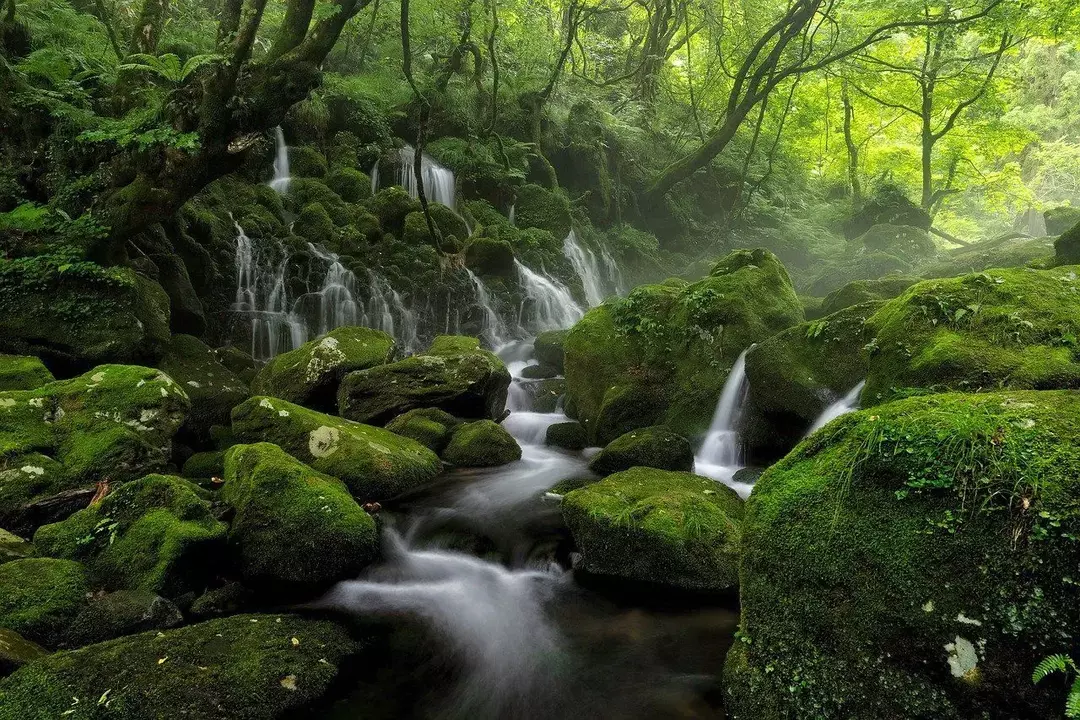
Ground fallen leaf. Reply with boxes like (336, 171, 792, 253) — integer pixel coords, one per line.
(291, 637, 300, 646)
(280, 675, 298, 691)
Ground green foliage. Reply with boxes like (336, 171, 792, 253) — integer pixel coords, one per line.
(117, 53, 222, 85)
(1033, 654, 1080, 718)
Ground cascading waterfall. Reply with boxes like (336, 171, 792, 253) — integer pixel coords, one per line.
(695, 350, 753, 497)
(508, 204, 516, 226)
(369, 160, 380, 198)
(562, 230, 607, 307)
(807, 380, 865, 435)
(269, 126, 290, 194)
(514, 260, 584, 332)
(397, 145, 456, 208)
(600, 245, 628, 296)
(466, 269, 509, 348)
(232, 220, 306, 360)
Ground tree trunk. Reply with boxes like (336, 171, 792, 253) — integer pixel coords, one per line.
(841, 81, 861, 205)
(127, 0, 170, 55)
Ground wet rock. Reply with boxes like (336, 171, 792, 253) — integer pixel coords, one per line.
(442, 420, 522, 468)
(385, 408, 461, 453)
(0, 629, 46, 677)
(820, 276, 919, 315)
(588, 426, 694, 475)
(533, 330, 567, 372)
(545, 421, 587, 451)
(66, 590, 184, 647)
(0, 530, 35, 565)
(189, 582, 253, 620)
(158, 334, 250, 446)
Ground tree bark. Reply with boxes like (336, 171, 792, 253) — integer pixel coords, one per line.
(127, 0, 170, 55)
(841, 80, 861, 205)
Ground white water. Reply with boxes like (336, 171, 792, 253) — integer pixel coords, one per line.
(268, 126, 290, 194)
(232, 220, 305, 359)
(695, 351, 753, 498)
(515, 260, 585, 332)
(466, 269, 509, 348)
(397, 145, 456, 208)
(807, 380, 865, 435)
(369, 160, 380, 198)
(600, 245, 628, 296)
(508, 203, 516, 226)
(562, 230, 607, 307)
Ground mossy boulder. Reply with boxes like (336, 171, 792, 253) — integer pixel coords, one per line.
(0, 365, 190, 534)
(0, 558, 88, 647)
(806, 251, 913, 297)
(442, 420, 522, 467)
(742, 301, 880, 456)
(402, 210, 443, 250)
(820, 275, 919, 315)
(0, 613, 363, 720)
(513, 184, 572, 238)
(33, 474, 227, 598)
(726, 391, 1080, 719)
(465, 237, 515, 278)
(294, 203, 335, 245)
(0, 259, 171, 373)
(369, 186, 420, 236)
(564, 248, 803, 444)
(523, 378, 567, 413)
(251, 327, 395, 412)
(921, 235, 1054, 279)
(385, 407, 461, 452)
(158, 334, 249, 445)
(862, 266, 1080, 405)
(288, 146, 328, 178)
(0, 355, 52, 391)
(588, 425, 694, 475)
(338, 335, 511, 426)
(1054, 220, 1080, 265)
(181, 450, 225, 480)
(533, 330, 567, 372)
(1045, 206, 1080, 236)
(222, 443, 377, 588)
(0, 530, 35, 564)
(429, 203, 470, 242)
(0, 629, 46, 677)
(857, 224, 936, 261)
(545, 421, 588, 450)
(65, 590, 183, 647)
(214, 346, 259, 385)
(231, 397, 441, 501)
(562, 468, 743, 591)
(326, 167, 371, 203)
(520, 364, 558, 379)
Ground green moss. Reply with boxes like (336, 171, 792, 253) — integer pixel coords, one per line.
(520, 364, 558, 379)
(181, 450, 225, 480)
(325, 168, 371, 203)
(0, 355, 53, 391)
(385, 407, 460, 453)
(922, 235, 1055, 279)
(588, 425, 693, 475)
(863, 266, 1080, 404)
(545, 421, 588, 450)
(513, 184, 572, 238)
(856, 224, 936, 261)
(442, 420, 521, 467)
(564, 248, 803, 444)
(231, 396, 441, 502)
(33, 474, 226, 597)
(562, 468, 743, 590)
(251, 327, 395, 413)
(158, 334, 249, 445)
(728, 390, 1080, 719)
(222, 443, 377, 587)
(288, 146, 328, 179)
(338, 335, 511, 426)
(820, 276, 920, 315)
(806, 251, 913, 297)
(65, 590, 183, 647)
(465, 237, 515, 278)
(0, 529, 36, 564)
(0, 613, 363, 720)
(533, 330, 567, 372)
(1046, 206, 1080, 236)
(0, 558, 87, 647)
(1054, 220, 1080, 265)
(369, 187, 420, 236)
(294, 203, 335, 245)
(402, 210, 442, 249)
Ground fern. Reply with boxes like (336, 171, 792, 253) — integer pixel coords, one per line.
(118, 53, 222, 84)
(1033, 653, 1080, 718)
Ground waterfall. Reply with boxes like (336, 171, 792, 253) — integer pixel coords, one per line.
(508, 204, 516, 226)
(466, 269, 508, 348)
(232, 220, 305, 360)
(514, 260, 584, 332)
(269, 126, 290, 194)
(397, 145, 456, 208)
(369, 160, 380, 198)
(562, 230, 607, 307)
(600, 246, 628, 296)
(807, 381, 865, 435)
(695, 351, 752, 497)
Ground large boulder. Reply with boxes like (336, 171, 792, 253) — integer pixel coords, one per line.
(337, 335, 511, 426)
(1054, 220, 1080, 265)
(442, 420, 522, 468)
(856, 224, 936, 261)
(862, 266, 1080, 405)
(819, 275, 919, 315)
(231, 396, 441, 501)
(33, 475, 227, 598)
(562, 468, 743, 591)
(222, 443, 378, 588)
(158, 334, 249, 445)
(0, 558, 88, 648)
(0, 258, 171, 373)
(0, 614, 363, 720)
(920, 235, 1054, 279)
(385, 408, 461, 453)
(725, 391, 1080, 719)
(533, 329, 567, 372)
(0, 355, 53, 391)
(564, 249, 803, 444)
(65, 590, 184, 647)
(588, 425, 694, 475)
(0, 629, 46, 677)
(251, 327, 395, 412)
(0, 365, 190, 534)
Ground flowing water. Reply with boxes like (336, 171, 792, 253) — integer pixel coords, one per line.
(396, 145, 457, 208)
(465, 269, 509, 348)
(269, 126, 290, 194)
(562, 230, 608, 307)
(515, 260, 585, 332)
(807, 380, 865, 435)
(694, 351, 754, 498)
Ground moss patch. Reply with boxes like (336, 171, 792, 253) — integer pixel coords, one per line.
(0, 355, 53, 392)
(442, 420, 522, 467)
(0, 558, 87, 647)
(588, 425, 693, 475)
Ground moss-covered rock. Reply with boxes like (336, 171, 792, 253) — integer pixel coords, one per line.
(533, 330, 567, 372)
(0, 365, 190, 534)
(442, 420, 521, 467)
(520, 364, 558, 379)
(158, 334, 249, 445)
(0, 258, 171, 372)
(806, 251, 913, 297)
(369, 186, 420, 237)
(0, 558, 87, 647)
(862, 266, 1080, 405)
(251, 327, 395, 412)
(857, 224, 936, 261)
(525, 378, 567, 413)
(0, 530, 34, 565)
(921, 235, 1054, 279)
(326, 167, 371, 203)
(294, 203, 335, 245)
(189, 581, 252, 620)
(545, 421, 588, 450)
(1054, 220, 1080, 265)
(65, 590, 183, 647)
(564, 249, 803, 444)
(513, 184, 572, 238)
(288, 146, 328, 178)
(0, 613, 363, 720)
(726, 391, 1080, 719)
(33, 474, 226, 598)
(385, 407, 460, 453)
(222, 443, 377, 588)
(338, 335, 511, 426)
(1045, 206, 1080, 236)
(465, 237, 515, 278)
(0, 355, 52, 391)
(588, 425, 693, 475)
(181, 450, 225, 480)
(820, 275, 919, 315)
(562, 468, 743, 591)
(214, 346, 259, 385)
(231, 397, 441, 501)
(0, 629, 46, 677)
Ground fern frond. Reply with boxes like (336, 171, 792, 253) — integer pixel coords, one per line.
(1067, 676, 1080, 719)
(1033, 653, 1072, 684)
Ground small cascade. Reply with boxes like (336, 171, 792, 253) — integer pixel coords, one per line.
(695, 351, 752, 497)
(299, 243, 360, 335)
(514, 260, 585, 332)
(508, 204, 516, 226)
(466, 269, 508, 348)
(562, 230, 607, 307)
(268, 126, 290, 194)
(231, 220, 305, 360)
(600, 245, 628, 296)
(397, 145, 456, 208)
(807, 381, 865, 435)
(369, 160, 380, 198)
